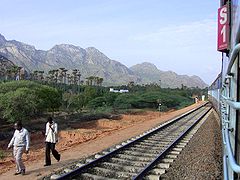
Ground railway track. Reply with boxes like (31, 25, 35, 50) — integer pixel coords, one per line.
(47, 103, 211, 180)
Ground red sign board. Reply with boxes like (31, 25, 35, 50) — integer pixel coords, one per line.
(217, 5, 229, 51)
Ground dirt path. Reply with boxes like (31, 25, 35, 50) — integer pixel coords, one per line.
(0, 102, 204, 180)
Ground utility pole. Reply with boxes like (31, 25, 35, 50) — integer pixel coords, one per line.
(158, 103, 162, 116)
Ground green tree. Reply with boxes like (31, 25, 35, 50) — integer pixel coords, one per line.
(0, 88, 38, 122)
(83, 86, 98, 104)
(0, 81, 62, 118)
(87, 97, 106, 109)
(104, 92, 118, 106)
(62, 93, 85, 114)
(36, 86, 62, 113)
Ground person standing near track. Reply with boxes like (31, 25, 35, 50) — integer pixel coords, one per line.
(7, 121, 30, 175)
(44, 117, 60, 166)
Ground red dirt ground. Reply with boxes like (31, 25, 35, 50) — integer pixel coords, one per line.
(0, 102, 204, 180)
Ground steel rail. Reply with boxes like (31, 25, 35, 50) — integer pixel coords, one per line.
(132, 106, 212, 180)
(56, 103, 208, 180)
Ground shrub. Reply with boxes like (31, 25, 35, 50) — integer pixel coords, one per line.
(103, 92, 119, 106)
(0, 81, 62, 122)
(87, 97, 106, 109)
(112, 91, 193, 110)
(83, 86, 98, 104)
(0, 80, 42, 93)
(0, 88, 38, 122)
(63, 92, 85, 113)
(113, 94, 136, 109)
(35, 85, 62, 112)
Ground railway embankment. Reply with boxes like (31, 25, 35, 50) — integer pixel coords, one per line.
(0, 102, 222, 179)
(161, 109, 222, 179)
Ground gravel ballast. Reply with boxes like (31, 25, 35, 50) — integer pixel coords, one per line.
(161, 110, 223, 180)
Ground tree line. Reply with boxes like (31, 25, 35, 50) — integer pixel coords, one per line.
(0, 63, 104, 88)
(0, 79, 206, 123)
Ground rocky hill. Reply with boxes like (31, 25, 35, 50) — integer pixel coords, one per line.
(130, 62, 207, 88)
(0, 55, 16, 77)
(0, 33, 207, 88)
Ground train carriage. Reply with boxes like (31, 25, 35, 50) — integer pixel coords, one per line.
(209, 0, 240, 179)
(208, 73, 222, 113)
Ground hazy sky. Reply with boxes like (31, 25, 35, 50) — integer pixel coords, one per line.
(1, 0, 222, 84)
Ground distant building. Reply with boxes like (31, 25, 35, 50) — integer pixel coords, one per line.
(119, 89, 129, 93)
(109, 88, 119, 93)
(109, 88, 129, 93)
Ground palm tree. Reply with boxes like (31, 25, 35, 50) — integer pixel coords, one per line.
(0, 62, 6, 80)
(93, 76, 98, 86)
(69, 76, 74, 85)
(0, 69, 4, 80)
(45, 76, 50, 83)
(59, 68, 65, 84)
(76, 71, 81, 92)
(128, 81, 135, 88)
(16, 66, 22, 80)
(58, 73, 63, 84)
(38, 71, 44, 81)
(0, 56, 17, 81)
(71, 69, 79, 92)
(88, 76, 95, 86)
(76, 72, 81, 85)
(19, 67, 25, 80)
(98, 77, 103, 86)
(72, 69, 78, 85)
(62, 69, 68, 84)
(59, 68, 68, 90)
(29, 72, 34, 81)
(67, 74, 71, 85)
(6, 69, 12, 80)
(0, 59, 8, 80)
(53, 69, 59, 83)
(11, 65, 19, 80)
(85, 77, 90, 86)
(48, 70, 55, 83)
(33, 70, 39, 81)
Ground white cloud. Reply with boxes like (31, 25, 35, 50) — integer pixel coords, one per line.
(129, 19, 221, 84)
(132, 19, 216, 48)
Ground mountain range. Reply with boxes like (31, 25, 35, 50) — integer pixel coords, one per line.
(0, 34, 207, 88)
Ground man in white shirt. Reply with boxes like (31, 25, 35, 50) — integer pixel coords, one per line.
(44, 117, 60, 166)
(7, 121, 30, 175)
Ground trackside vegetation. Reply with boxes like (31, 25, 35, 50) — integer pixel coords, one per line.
(0, 81, 205, 123)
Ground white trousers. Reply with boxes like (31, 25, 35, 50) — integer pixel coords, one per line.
(13, 146, 25, 172)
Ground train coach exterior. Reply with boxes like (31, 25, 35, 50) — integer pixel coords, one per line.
(215, 0, 240, 179)
(208, 73, 222, 114)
